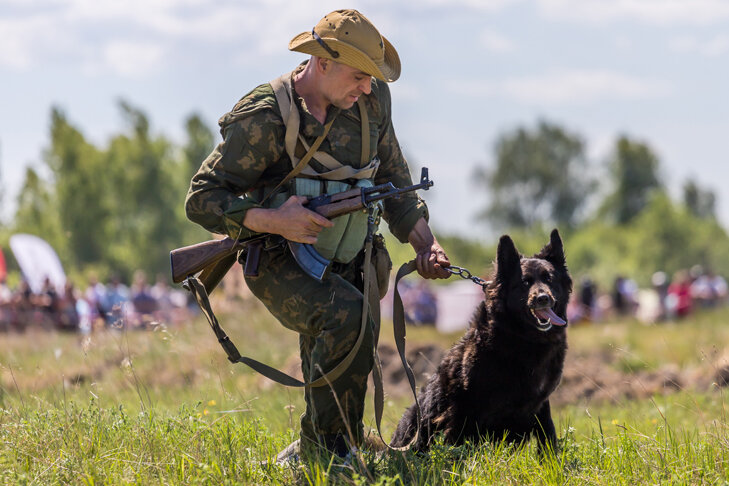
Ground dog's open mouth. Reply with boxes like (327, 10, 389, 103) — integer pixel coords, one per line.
(530, 307, 567, 332)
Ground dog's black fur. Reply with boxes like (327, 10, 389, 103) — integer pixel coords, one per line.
(391, 229, 572, 453)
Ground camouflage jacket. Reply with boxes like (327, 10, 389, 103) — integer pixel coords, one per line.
(185, 68, 428, 244)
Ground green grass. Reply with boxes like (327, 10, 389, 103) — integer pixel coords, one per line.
(2, 300, 729, 484)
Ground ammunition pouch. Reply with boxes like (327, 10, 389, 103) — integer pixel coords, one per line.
(263, 178, 375, 264)
(372, 233, 392, 300)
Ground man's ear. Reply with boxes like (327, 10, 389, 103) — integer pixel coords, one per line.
(496, 235, 521, 284)
(314, 56, 329, 74)
(536, 228, 565, 270)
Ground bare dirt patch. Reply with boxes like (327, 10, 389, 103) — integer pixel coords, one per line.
(377, 342, 729, 407)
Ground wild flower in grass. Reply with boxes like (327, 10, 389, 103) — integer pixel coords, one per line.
(285, 404, 296, 427)
(207, 400, 216, 406)
(612, 419, 619, 425)
(121, 357, 132, 368)
(81, 336, 92, 355)
(152, 322, 171, 341)
(204, 409, 209, 416)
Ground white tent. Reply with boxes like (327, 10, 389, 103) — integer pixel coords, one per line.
(9, 234, 66, 293)
(435, 280, 484, 333)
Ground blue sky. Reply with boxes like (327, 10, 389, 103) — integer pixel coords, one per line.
(1, 0, 728, 237)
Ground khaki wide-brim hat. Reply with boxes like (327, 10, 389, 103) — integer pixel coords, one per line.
(289, 9, 401, 82)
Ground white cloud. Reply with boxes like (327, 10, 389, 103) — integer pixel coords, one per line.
(0, 1, 295, 75)
(536, 0, 729, 25)
(0, 0, 527, 75)
(670, 35, 729, 57)
(102, 41, 166, 78)
(0, 1, 405, 74)
(449, 69, 675, 104)
(479, 29, 515, 53)
(416, 0, 519, 10)
(0, 14, 72, 71)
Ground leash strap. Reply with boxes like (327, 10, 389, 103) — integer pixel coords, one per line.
(373, 259, 421, 451)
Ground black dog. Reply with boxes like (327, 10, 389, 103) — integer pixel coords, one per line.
(391, 229, 572, 453)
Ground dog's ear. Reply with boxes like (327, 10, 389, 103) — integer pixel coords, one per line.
(536, 228, 566, 270)
(496, 234, 522, 283)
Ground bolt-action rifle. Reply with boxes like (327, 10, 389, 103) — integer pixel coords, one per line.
(170, 168, 433, 291)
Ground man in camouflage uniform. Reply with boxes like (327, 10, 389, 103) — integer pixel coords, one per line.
(186, 9, 450, 459)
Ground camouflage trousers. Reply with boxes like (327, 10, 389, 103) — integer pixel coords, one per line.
(244, 243, 375, 453)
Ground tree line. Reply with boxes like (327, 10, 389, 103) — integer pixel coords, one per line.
(1, 101, 211, 283)
(469, 120, 729, 287)
(1, 106, 727, 289)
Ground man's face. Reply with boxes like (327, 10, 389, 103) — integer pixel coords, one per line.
(321, 60, 373, 109)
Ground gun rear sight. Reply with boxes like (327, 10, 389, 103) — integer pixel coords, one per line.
(362, 167, 432, 199)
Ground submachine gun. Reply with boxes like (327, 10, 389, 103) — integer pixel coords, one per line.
(170, 168, 433, 290)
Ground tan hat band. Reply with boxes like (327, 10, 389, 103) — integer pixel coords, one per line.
(312, 29, 340, 59)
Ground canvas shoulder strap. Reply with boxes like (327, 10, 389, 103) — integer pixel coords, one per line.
(269, 73, 379, 182)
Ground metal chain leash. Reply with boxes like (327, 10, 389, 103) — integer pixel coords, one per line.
(445, 265, 491, 291)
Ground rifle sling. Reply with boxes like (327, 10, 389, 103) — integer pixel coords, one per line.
(184, 229, 375, 389)
(183, 232, 421, 452)
(197, 252, 239, 295)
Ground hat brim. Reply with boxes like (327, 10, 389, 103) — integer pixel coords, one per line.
(289, 32, 400, 82)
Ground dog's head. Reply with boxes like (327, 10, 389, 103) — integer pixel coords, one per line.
(488, 229, 572, 333)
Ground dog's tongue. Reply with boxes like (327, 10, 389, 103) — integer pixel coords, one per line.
(535, 308, 567, 326)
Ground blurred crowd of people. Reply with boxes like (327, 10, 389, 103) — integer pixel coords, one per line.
(568, 265, 728, 325)
(388, 263, 729, 330)
(398, 280, 439, 326)
(3, 262, 726, 334)
(0, 270, 193, 333)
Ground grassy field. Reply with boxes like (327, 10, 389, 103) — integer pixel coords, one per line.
(2, 297, 729, 485)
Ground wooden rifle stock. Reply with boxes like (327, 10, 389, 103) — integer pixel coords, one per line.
(170, 237, 241, 283)
(169, 194, 365, 284)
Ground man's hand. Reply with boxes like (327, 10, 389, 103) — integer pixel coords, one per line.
(407, 218, 451, 279)
(243, 195, 334, 244)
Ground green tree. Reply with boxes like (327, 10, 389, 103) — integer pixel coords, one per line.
(682, 178, 716, 219)
(183, 114, 215, 178)
(180, 114, 216, 244)
(13, 167, 68, 261)
(46, 107, 111, 266)
(476, 120, 593, 230)
(568, 193, 729, 288)
(599, 136, 662, 224)
(11, 102, 209, 281)
(103, 100, 186, 276)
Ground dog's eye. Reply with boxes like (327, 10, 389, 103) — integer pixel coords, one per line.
(542, 272, 551, 283)
(522, 277, 534, 287)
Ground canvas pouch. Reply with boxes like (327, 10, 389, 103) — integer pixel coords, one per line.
(265, 178, 375, 264)
(372, 233, 392, 300)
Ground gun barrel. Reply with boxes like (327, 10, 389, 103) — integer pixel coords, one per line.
(363, 179, 433, 205)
